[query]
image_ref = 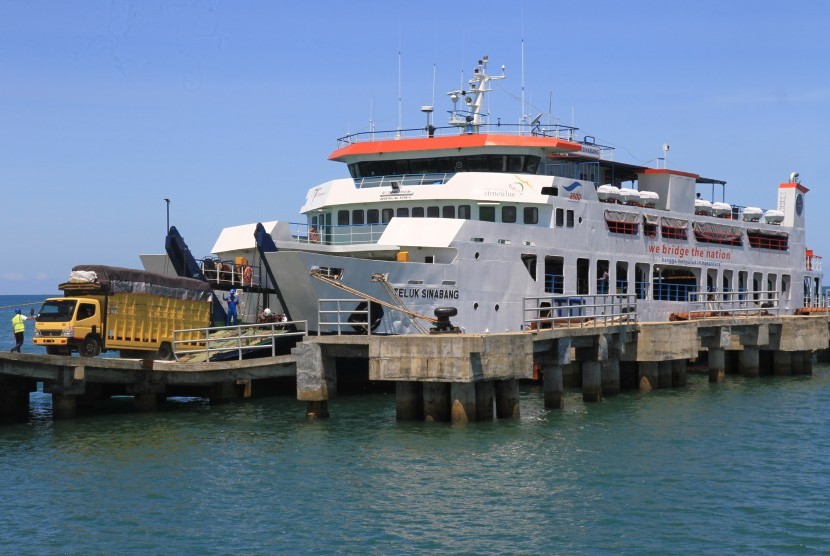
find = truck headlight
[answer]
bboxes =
[61,328,74,337]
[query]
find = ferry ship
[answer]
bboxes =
[143,56,823,334]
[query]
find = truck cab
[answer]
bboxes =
[34,296,104,356]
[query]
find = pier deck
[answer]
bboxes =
[1,314,828,422]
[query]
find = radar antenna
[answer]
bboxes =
[447,56,505,133]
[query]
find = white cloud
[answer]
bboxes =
[1,273,25,281]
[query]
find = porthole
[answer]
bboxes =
[475,252,480,260]
[474,303,479,310]
[495,304,500,311]
[578,217,583,224]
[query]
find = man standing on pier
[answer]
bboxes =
[10,308,34,353]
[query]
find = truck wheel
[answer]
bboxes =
[46,346,61,356]
[80,336,101,357]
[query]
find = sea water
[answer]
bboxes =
[1,295,829,553]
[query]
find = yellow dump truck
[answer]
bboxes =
[34,265,213,359]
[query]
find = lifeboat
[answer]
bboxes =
[711,202,732,218]
[742,207,763,222]
[638,191,659,208]
[694,199,713,215]
[618,188,640,205]
[764,209,785,224]
[597,184,621,203]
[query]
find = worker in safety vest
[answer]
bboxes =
[10,308,34,353]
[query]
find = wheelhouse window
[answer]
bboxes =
[566,210,575,228]
[349,154,542,178]
[502,206,517,223]
[427,206,440,218]
[412,207,425,217]
[396,207,409,218]
[352,210,365,225]
[367,209,380,224]
[443,206,455,218]
[555,208,564,227]
[523,207,538,224]
[338,210,349,225]
[382,208,393,224]
[459,205,471,219]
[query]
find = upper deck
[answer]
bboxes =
[329,123,607,163]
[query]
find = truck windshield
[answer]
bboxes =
[38,300,78,322]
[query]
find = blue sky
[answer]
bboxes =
[2,1,830,295]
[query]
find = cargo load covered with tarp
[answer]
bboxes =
[62,265,213,302]
[37,265,213,358]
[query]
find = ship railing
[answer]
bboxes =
[292,223,388,246]
[354,173,453,189]
[803,293,830,308]
[198,257,260,289]
[172,320,308,362]
[318,299,373,335]
[523,294,638,330]
[335,122,586,147]
[683,289,780,319]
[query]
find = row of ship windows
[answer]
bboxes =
[607,221,788,250]
[322,205,541,226]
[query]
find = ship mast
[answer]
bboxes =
[448,56,505,132]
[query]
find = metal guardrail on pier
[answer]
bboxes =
[683,290,780,319]
[172,321,308,361]
[523,294,638,329]
[318,299,373,335]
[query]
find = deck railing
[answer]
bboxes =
[291,223,388,246]
[172,321,308,361]
[523,294,638,329]
[684,289,780,318]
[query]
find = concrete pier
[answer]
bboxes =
[739,347,760,378]
[0,313,828,423]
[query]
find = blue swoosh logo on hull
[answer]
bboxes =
[563,181,581,192]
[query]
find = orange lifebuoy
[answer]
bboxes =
[243,265,253,285]
[309,227,320,243]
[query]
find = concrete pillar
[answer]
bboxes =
[475,381,494,420]
[543,364,564,409]
[134,393,160,412]
[306,400,329,419]
[450,382,477,423]
[708,348,726,383]
[237,379,252,398]
[601,359,620,397]
[739,347,760,378]
[0,377,32,422]
[791,351,806,375]
[638,361,658,392]
[495,379,520,419]
[293,341,336,412]
[773,351,792,376]
[52,393,77,419]
[581,361,602,403]
[396,382,422,421]
[671,359,687,388]
[423,382,450,422]
[804,352,814,375]
[209,381,237,404]
[658,361,672,389]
